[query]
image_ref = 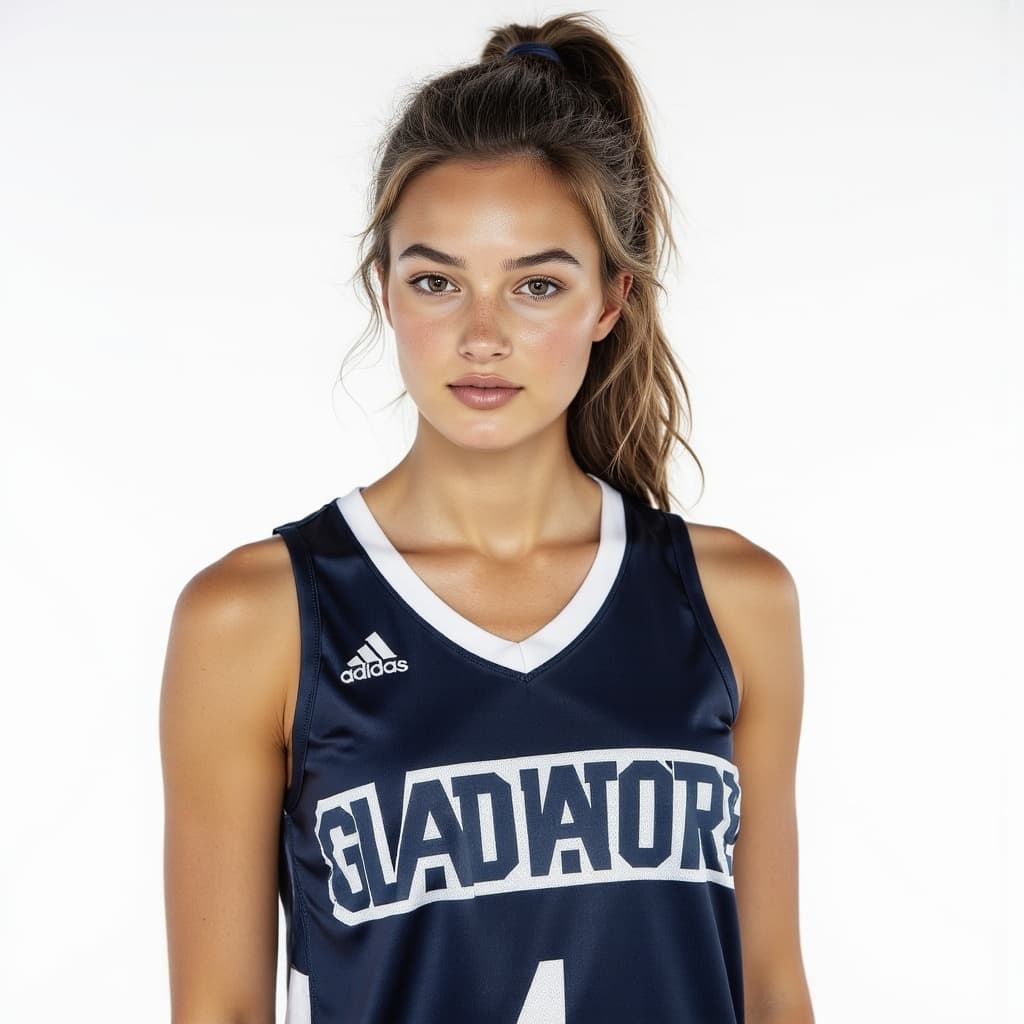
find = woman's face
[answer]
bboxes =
[376,157,631,453]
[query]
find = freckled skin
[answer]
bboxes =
[375,157,632,455]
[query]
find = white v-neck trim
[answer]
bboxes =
[335,473,627,675]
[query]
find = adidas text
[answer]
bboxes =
[341,659,409,684]
[341,631,409,684]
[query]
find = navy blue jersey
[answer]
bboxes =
[271,473,744,1023]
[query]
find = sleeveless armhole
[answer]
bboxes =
[271,522,322,816]
[663,510,741,726]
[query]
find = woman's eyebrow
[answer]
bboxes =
[396,243,583,271]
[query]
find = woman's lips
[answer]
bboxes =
[447,384,523,409]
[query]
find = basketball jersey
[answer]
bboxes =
[271,473,744,1023]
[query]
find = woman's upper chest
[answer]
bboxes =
[398,539,602,644]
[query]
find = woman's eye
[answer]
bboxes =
[409,273,455,296]
[407,275,563,301]
[520,278,562,300]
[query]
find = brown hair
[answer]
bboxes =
[342,10,704,513]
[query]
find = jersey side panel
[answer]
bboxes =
[272,501,344,1016]
[272,509,327,815]
[663,510,741,724]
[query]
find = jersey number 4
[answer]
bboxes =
[517,959,566,1022]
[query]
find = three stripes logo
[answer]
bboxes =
[340,630,409,684]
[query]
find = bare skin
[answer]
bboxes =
[161,155,812,1022]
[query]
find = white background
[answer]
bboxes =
[0,1,1018,1020]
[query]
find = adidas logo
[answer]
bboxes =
[340,630,409,684]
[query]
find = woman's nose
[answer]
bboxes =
[460,303,516,356]
[459,294,511,348]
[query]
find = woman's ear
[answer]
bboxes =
[593,270,633,343]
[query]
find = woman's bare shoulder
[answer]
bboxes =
[165,535,298,750]
[684,519,794,586]
[182,534,295,606]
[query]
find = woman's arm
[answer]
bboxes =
[692,526,815,1024]
[159,541,297,1024]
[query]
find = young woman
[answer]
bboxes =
[161,12,814,1023]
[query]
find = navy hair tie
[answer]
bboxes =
[505,41,562,64]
